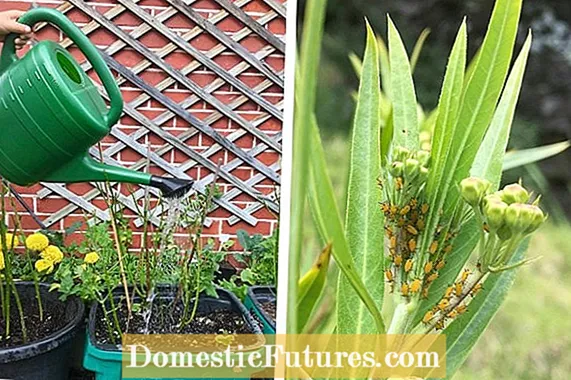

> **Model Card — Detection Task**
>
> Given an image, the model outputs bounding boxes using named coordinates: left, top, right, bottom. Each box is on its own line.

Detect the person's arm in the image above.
left=0, top=10, right=33, bottom=50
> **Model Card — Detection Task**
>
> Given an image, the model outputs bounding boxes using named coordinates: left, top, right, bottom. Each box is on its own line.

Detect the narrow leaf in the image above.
left=503, top=140, right=570, bottom=171
left=422, top=20, right=467, bottom=251
left=297, top=244, right=332, bottom=330
left=377, top=36, right=391, bottom=98
left=439, top=0, right=522, bottom=220
left=308, top=113, right=385, bottom=334
left=388, top=16, right=419, bottom=150
left=289, top=0, right=328, bottom=333
left=472, top=32, right=533, bottom=188
left=411, top=28, right=431, bottom=73
left=416, top=30, right=531, bottom=326
left=338, top=21, right=385, bottom=335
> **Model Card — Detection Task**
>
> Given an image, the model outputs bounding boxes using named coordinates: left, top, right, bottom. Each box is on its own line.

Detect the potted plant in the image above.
left=0, top=185, right=85, bottom=380
left=51, top=184, right=265, bottom=379
left=220, top=229, right=278, bottom=334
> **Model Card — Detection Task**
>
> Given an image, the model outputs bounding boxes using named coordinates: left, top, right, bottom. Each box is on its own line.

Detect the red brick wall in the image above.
left=0, top=0, right=284, bottom=253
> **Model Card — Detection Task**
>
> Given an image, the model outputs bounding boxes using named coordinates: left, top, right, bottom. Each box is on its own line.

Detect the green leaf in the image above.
left=410, top=28, right=431, bottom=73
left=438, top=0, right=522, bottom=220
left=289, top=0, right=328, bottom=334
left=308, top=114, right=385, bottom=334
left=338, top=21, right=385, bottom=335
left=472, top=32, right=533, bottom=188
left=297, top=244, right=332, bottom=330
left=422, top=20, right=467, bottom=253
left=440, top=239, right=529, bottom=379
left=388, top=16, right=419, bottom=151
left=503, top=140, right=570, bottom=171
left=377, top=37, right=391, bottom=98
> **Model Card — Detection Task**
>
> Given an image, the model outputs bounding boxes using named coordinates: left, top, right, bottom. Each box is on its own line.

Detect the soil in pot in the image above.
left=94, top=299, right=255, bottom=346
left=260, top=301, right=276, bottom=322
left=0, top=294, right=69, bottom=348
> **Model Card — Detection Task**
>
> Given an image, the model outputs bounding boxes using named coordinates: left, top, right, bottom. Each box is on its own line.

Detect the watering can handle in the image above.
left=0, top=8, right=123, bottom=128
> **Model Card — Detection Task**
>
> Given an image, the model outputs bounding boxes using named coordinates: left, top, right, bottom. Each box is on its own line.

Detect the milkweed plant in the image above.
left=290, top=0, right=569, bottom=377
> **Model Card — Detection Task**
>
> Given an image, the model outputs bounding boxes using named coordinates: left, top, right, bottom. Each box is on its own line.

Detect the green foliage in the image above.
left=338, top=21, right=385, bottom=335
left=219, top=228, right=278, bottom=301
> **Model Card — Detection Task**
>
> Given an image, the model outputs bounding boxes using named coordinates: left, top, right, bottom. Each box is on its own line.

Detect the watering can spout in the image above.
left=148, top=176, right=195, bottom=198
left=43, top=154, right=193, bottom=198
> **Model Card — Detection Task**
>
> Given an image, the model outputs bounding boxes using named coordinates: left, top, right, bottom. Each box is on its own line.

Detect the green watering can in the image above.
left=0, top=8, right=193, bottom=197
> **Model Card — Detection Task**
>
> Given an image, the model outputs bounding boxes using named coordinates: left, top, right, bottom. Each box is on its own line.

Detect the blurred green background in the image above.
left=297, top=0, right=571, bottom=378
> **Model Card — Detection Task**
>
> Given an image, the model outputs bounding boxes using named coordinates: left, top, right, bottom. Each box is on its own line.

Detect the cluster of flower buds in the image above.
left=460, top=177, right=547, bottom=273
left=389, top=147, right=430, bottom=192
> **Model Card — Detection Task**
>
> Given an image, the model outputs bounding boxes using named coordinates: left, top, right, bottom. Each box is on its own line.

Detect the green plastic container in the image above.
left=83, top=287, right=264, bottom=380
left=244, top=286, right=276, bottom=334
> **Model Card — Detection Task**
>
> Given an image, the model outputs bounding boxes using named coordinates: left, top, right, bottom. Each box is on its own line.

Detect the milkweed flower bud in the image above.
left=415, top=150, right=431, bottom=167
left=404, top=158, right=420, bottom=181
left=526, top=206, right=546, bottom=234
left=500, top=183, right=529, bottom=205
left=393, top=146, right=410, bottom=162
left=483, top=199, right=508, bottom=230
left=504, top=203, right=538, bottom=234
left=460, top=177, right=491, bottom=207
left=390, top=161, right=404, bottom=177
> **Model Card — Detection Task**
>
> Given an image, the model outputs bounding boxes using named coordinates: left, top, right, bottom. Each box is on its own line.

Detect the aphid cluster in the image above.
left=421, top=268, right=483, bottom=330
left=380, top=147, right=456, bottom=300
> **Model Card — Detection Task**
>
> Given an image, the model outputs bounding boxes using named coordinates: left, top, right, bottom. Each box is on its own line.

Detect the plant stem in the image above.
left=388, top=297, right=417, bottom=334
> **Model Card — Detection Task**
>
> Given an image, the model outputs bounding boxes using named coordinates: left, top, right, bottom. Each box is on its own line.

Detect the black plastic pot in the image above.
left=245, top=286, right=276, bottom=333
left=0, top=282, right=86, bottom=380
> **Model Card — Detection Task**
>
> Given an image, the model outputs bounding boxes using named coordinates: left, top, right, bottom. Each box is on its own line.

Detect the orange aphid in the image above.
left=470, top=283, right=483, bottom=297
left=456, top=305, right=468, bottom=315
left=389, top=236, right=397, bottom=249
left=455, top=282, right=463, bottom=296
left=444, top=286, right=454, bottom=299
left=461, top=269, right=471, bottom=282
left=416, top=219, right=425, bottom=230
left=444, top=244, right=453, bottom=254
left=410, top=279, right=422, bottom=293
left=437, top=299, right=450, bottom=311
left=447, top=310, right=458, bottom=319
left=408, top=239, right=417, bottom=252
left=429, top=241, right=439, bottom=255
left=401, top=283, right=409, bottom=297
left=427, top=273, right=439, bottom=282
left=422, top=310, right=434, bottom=324
left=404, top=259, right=413, bottom=273
left=400, top=205, right=411, bottom=215
left=421, top=203, right=429, bottom=214
left=424, top=261, right=434, bottom=274
left=406, top=225, right=419, bottom=235
left=436, top=260, right=445, bottom=270
left=385, top=270, right=394, bottom=282
left=394, top=255, right=403, bottom=266
left=396, top=177, right=404, bottom=190
left=435, top=320, right=445, bottom=330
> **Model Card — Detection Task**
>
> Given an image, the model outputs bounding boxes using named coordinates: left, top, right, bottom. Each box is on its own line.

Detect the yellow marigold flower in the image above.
left=2, top=233, right=19, bottom=249
left=41, top=245, right=63, bottom=264
left=0, top=251, right=4, bottom=270
left=26, top=233, right=49, bottom=251
left=35, top=259, right=54, bottom=274
left=84, top=252, right=100, bottom=265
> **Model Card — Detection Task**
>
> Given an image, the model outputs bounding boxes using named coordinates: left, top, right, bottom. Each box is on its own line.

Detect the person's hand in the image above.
left=0, top=10, right=33, bottom=50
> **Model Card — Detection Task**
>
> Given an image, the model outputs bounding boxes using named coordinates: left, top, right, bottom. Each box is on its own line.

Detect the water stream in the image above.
left=141, top=196, right=184, bottom=334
